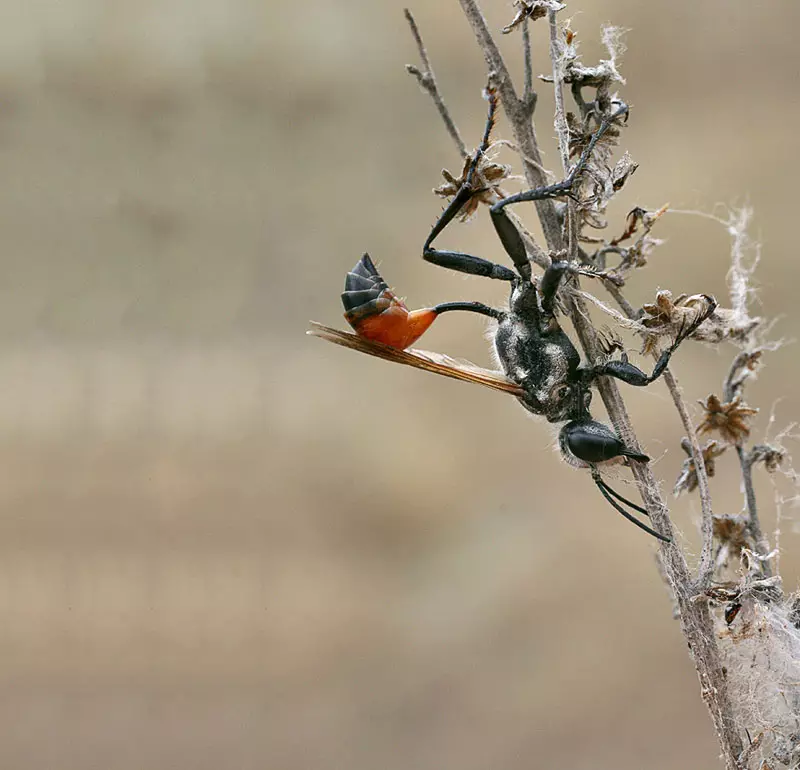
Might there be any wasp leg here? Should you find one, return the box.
[539,260,571,317]
[591,470,669,543]
[433,302,503,320]
[594,475,649,516]
[487,105,629,288]
[586,297,717,387]
[423,89,521,283]
[492,103,630,214]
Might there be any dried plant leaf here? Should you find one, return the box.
[610,152,638,191]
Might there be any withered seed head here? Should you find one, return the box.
[750,444,786,473]
[639,290,715,355]
[433,147,513,222]
[712,514,751,554]
[674,438,726,496]
[697,394,758,445]
[501,1,566,34]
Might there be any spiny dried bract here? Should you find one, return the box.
[641,290,710,329]
[697,394,759,446]
[594,203,668,281]
[713,514,752,561]
[639,290,715,355]
[500,0,564,34]
[596,325,625,357]
[611,204,668,247]
[542,24,626,91]
[537,25,630,232]
[433,145,514,222]
[750,444,787,474]
[566,110,630,231]
[674,437,726,496]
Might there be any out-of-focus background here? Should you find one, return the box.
[1,0,799,767]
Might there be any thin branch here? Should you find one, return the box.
[522,19,537,116]
[548,11,570,172]
[724,351,773,576]
[457,0,563,250]
[738,445,770,563]
[404,8,468,159]
[548,9,578,261]
[603,281,717,587]
[666,369,717,588]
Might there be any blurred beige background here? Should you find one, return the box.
[1,0,798,767]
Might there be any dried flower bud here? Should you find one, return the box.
[501,0,565,34]
[433,145,515,222]
[750,444,786,473]
[712,514,751,555]
[673,438,726,496]
[697,394,758,445]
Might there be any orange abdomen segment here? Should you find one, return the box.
[342,254,437,349]
[351,304,437,349]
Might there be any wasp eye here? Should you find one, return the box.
[552,384,571,402]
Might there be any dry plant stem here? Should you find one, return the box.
[404,9,468,159]
[548,10,578,259]
[664,368,716,587]
[723,354,772,575]
[737,445,772,573]
[404,11,551,271]
[604,282,716,586]
[521,20,536,115]
[457,0,563,249]
[452,1,745,765]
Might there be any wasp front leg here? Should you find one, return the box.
[584,297,717,388]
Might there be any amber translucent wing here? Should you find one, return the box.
[308,322,525,397]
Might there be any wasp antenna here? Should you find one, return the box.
[594,475,649,516]
[592,473,670,543]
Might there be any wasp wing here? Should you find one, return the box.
[308,322,524,397]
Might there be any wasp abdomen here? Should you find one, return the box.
[342,254,437,350]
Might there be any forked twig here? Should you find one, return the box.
[404,8,468,159]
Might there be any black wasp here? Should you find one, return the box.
[310,90,715,543]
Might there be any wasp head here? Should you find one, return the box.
[516,380,591,423]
